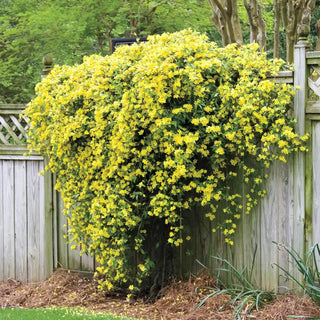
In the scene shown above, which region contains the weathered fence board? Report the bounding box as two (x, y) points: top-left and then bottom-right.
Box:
(15, 160), (27, 281)
(27, 161), (42, 281)
(278, 158), (295, 290)
(260, 162), (279, 290)
(55, 192), (68, 269)
(54, 192), (95, 272)
(0, 160), (3, 280)
(313, 121), (320, 246)
(3, 161), (15, 280)
(0, 158), (51, 282)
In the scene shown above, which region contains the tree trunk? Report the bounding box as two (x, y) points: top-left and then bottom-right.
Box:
(257, 14), (266, 51)
(225, 0), (237, 43)
(316, 20), (320, 51)
(244, 0), (267, 51)
(230, 0), (243, 44)
(96, 28), (105, 54)
(210, 4), (230, 45)
(286, 36), (295, 64)
(106, 27), (113, 55)
(280, 0), (315, 64)
(273, 0), (281, 59)
(207, 0), (243, 45)
(244, 0), (258, 43)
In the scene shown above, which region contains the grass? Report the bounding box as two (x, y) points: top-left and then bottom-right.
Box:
(0, 307), (141, 320)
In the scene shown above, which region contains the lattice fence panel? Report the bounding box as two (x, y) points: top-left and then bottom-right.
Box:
(0, 114), (29, 145)
(308, 65), (320, 101)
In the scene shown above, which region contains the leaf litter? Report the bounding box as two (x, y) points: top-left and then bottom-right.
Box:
(1, 269), (320, 319)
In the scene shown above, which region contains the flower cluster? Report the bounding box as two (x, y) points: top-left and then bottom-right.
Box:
(25, 30), (307, 290)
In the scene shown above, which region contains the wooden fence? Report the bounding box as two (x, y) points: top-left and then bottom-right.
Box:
(0, 39), (319, 290)
(0, 105), (94, 283)
(53, 190), (96, 273)
(0, 105), (52, 282)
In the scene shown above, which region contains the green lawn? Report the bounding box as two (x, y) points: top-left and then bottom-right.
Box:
(0, 308), (142, 320)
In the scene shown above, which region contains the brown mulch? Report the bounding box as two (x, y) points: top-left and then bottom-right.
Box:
(1, 269), (320, 319)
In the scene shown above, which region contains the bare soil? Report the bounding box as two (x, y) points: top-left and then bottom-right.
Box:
(1, 269), (320, 319)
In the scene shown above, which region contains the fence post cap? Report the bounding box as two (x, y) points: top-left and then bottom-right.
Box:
(42, 54), (53, 66)
(297, 24), (310, 46)
(42, 54), (53, 79)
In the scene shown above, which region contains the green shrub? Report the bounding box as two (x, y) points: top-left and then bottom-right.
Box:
(25, 30), (307, 292)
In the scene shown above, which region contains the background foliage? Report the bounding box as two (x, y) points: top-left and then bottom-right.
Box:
(1, 0), (320, 103)
(0, 0), (212, 103)
(26, 30), (307, 294)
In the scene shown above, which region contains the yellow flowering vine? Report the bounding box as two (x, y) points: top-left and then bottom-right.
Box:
(25, 30), (307, 291)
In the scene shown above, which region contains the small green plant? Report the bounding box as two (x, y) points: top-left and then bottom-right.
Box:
(195, 253), (274, 319)
(273, 242), (320, 305)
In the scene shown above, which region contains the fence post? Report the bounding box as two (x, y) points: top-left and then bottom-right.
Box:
(40, 54), (54, 278)
(42, 54), (53, 80)
(292, 26), (309, 281)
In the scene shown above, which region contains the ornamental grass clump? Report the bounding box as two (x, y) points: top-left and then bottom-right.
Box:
(196, 254), (275, 319)
(274, 242), (320, 305)
(25, 30), (307, 292)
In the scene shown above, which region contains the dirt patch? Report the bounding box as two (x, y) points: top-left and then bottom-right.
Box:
(1, 270), (320, 319)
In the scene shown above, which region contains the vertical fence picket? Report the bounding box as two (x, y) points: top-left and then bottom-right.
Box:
(312, 122), (320, 246)
(14, 160), (27, 281)
(40, 160), (53, 280)
(277, 157), (294, 291)
(67, 223), (82, 271)
(259, 162), (279, 291)
(57, 194), (68, 269)
(0, 160), (4, 281)
(27, 160), (41, 282)
(3, 160), (15, 279)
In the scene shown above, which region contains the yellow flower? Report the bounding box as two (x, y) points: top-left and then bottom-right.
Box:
(138, 264), (146, 272)
(216, 147), (224, 155)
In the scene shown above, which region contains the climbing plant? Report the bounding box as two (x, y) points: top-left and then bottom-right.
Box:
(25, 30), (307, 293)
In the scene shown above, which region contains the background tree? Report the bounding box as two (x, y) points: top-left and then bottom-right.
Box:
(0, 0), (95, 102)
(280, 0), (316, 63)
(207, 0), (270, 50)
(273, 0), (281, 58)
(207, 0), (244, 45)
(207, 0), (318, 63)
(0, 0), (212, 103)
(244, 0), (266, 50)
